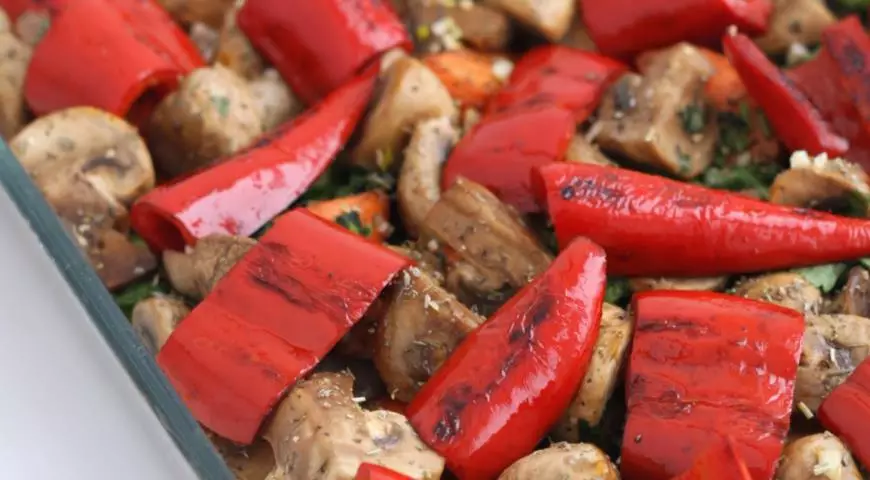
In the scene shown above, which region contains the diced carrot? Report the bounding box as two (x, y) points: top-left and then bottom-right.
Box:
(699, 48), (747, 112)
(423, 49), (504, 109)
(306, 191), (391, 242)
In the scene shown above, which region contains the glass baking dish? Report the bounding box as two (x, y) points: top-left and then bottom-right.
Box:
(0, 140), (233, 479)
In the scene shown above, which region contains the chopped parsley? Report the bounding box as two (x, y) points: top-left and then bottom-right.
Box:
(335, 210), (372, 237)
(700, 163), (782, 199)
(605, 278), (630, 305)
(679, 104), (706, 135)
(113, 278), (169, 319)
(792, 263), (849, 293)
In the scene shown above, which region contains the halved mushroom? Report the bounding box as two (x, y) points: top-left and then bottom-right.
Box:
(553, 303), (633, 442)
(397, 116), (457, 237)
(629, 276), (729, 293)
(444, 259), (512, 316)
(565, 134), (616, 167)
(754, 0), (836, 55)
(375, 266), (484, 402)
(797, 314), (870, 412)
(596, 43), (717, 179)
(831, 266), (870, 317)
(353, 56), (458, 171)
(264, 372), (444, 480)
(733, 272), (823, 315)
(163, 234), (256, 300)
(776, 432), (862, 480)
(249, 69), (302, 132)
(483, 0), (574, 42)
(404, 0), (512, 52)
(11, 107), (157, 288)
(770, 151), (870, 217)
(208, 434), (276, 480)
(498, 443), (619, 480)
(131, 295), (190, 355)
(189, 22), (221, 64)
(216, 6), (266, 80)
(156, 0), (235, 28)
(147, 65), (265, 177)
(390, 244), (446, 284)
(0, 29), (32, 139)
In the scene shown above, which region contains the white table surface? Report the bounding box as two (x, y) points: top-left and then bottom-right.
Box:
(0, 184), (198, 480)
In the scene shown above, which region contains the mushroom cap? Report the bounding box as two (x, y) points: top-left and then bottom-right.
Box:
(629, 276), (728, 293)
(483, 0), (574, 42)
(216, 5), (265, 80)
(770, 153), (870, 216)
(131, 295), (190, 355)
(163, 234), (256, 300)
(733, 272), (823, 315)
(832, 266), (870, 317)
(0, 32), (31, 140)
(498, 442), (619, 480)
(156, 0), (236, 29)
(248, 68), (302, 132)
(777, 432), (862, 480)
(0, 8), (10, 34)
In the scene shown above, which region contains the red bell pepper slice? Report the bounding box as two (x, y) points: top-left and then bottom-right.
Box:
(157, 209), (411, 443)
(535, 162), (870, 276)
(670, 436), (752, 480)
(237, 0), (411, 105)
(818, 357), (870, 469)
(441, 104), (575, 214)
(355, 464), (413, 480)
(580, 0), (773, 59)
(23, 0), (203, 118)
(130, 68), (377, 252)
(622, 291), (803, 480)
(407, 237), (606, 480)
(723, 30), (848, 157)
(486, 45), (627, 123)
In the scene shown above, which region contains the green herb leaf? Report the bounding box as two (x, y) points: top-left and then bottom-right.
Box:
(605, 278), (630, 305)
(716, 111), (752, 156)
(113, 279), (168, 318)
(792, 263), (849, 293)
(679, 104), (706, 135)
(335, 210), (372, 237)
(836, 0), (870, 10)
(701, 163), (782, 199)
(859, 258), (870, 269)
(675, 146), (693, 175)
(210, 95), (231, 118)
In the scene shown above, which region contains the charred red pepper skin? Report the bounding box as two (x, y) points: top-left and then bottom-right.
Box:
(355, 464), (413, 480)
(131, 68), (377, 252)
(237, 0), (410, 104)
(535, 162), (870, 277)
(441, 105), (574, 213)
(486, 45), (627, 123)
(818, 358), (870, 469)
(623, 292), (803, 480)
(407, 237), (606, 480)
(671, 436), (752, 480)
(157, 209), (411, 444)
(23, 0), (202, 118)
(580, 0), (772, 59)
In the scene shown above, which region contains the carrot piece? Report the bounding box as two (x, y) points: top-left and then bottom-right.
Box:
(306, 191), (391, 242)
(699, 48), (747, 111)
(423, 49), (504, 109)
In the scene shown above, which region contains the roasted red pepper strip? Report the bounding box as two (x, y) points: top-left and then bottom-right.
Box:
(407, 237), (605, 480)
(818, 357), (870, 469)
(623, 291), (803, 480)
(580, 0), (772, 59)
(723, 30), (848, 157)
(355, 463), (413, 480)
(441, 105), (574, 213)
(23, 0), (202, 118)
(535, 163), (870, 276)
(237, 0), (410, 105)
(131, 68), (377, 252)
(671, 436), (752, 480)
(486, 45), (627, 122)
(157, 209), (411, 443)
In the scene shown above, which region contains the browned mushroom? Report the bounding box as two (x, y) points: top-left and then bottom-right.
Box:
(629, 276), (729, 293)
(249, 68), (302, 132)
(776, 432), (862, 480)
(483, 0), (574, 42)
(770, 151), (870, 217)
(754, 0), (836, 55)
(131, 296), (190, 355)
(831, 266), (870, 317)
(560, 14), (597, 51)
(444, 259), (513, 316)
(209, 435), (276, 480)
(0, 24), (31, 139)
(156, 0), (235, 29)
(403, 0), (512, 52)
(188, 22), (221, 64)
(733, 272), (823, 315)
(162, 234), (256, 300)
(565, 134), (616, 167)
(498, 443), (619, 480)
(216, 6), (266, 81)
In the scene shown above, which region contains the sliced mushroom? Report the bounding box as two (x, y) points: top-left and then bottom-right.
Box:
(405, 0), (512, 52)
(375, 266), (484, 402)
(264, 372), (445, 480)
(163, 234), (256, 300)
(216, 6), (266, 81)
(0, 7), (9, 33)
(755, 0), (836, 55)
(397, 116), (457, 237)
(553, 303), (633, 442)
(797, 314), (870, 412)
(389, 244), (446, 284)
(733, 272), (823, 315)
(156, 0), (235, 28)
(353, 56), (458, 171)
(776, 432), (862, 480)
(208, 434), (276, 480)
(0, 30), (31, 139)
(596, 43), (717, 179)
(629, 276), (729, 293)
(444, 259), (512, 316)
(770, 151), (870, 217)
(248, 69), (302, 132)
(147, 65), (265, 177)
(483, 0), (574, 42)
(189, 22), (220, 64)
(131, 295), (190, 355)
(831, 266), (870, 317)
(565, 134), (616, 167)
(498, 443), (619, 480)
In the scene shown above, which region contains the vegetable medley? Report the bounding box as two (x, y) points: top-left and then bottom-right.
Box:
(6, 0), (870, 478)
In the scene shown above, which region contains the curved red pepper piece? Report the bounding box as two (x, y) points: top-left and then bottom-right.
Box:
(723, 30), (848, 157)
(441, 105), (575, 213)
(671, 436), (752, 480)
(818, 358), (870, 469)
(622, 291), (803, 480)
(23, 0), (203, 118)
(355, 463), (413, 480)
(486, 46), (627, 122)
(131, 68), (377, 252)
(157, 209), (411, 444)
(535, 163), (870, 276)
(237, 0), (410, 105)
(580, 0), (773, 59)
(407, 237), (606, 480)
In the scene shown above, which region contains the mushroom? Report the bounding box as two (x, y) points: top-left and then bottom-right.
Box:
(375, 266), (484, 402)
(733, 272), (823, 315)
(397, 116), (457, 237)
(0, 27), (32, 139)
(629, 276), (729, 293)
(353, 56), (458, 171)
(770, 151), (870, 217)
(754, 0), (836, 55)
(483, 0), (574, 42)
(216, 6), (266, 80)
(444, 259), (513, 316)
(148, 65), (265, 177)
(831, 266), (870, 317)
(0, 7), (9, 33)
(189, 22), (221, 64)
(596, 43), (717, 179)
(131, 295), (190, 355)
(776, 432), (862, 480)
(11, 107), (157, 289)
(263, 372), (445, 480)
(404, 0), (512, 52)
(552, 303), (633, 442)
(163, 234), (257, 300)
(248, 69), (302, 132)
(565, 134), (616, 167)
(498, 443), (619, 480)
(13, 8), (49, 47)
(796, 314), (870, 412)
(156, 0), (235, 29)
(561, 16), (597, 51)
(208, 434), (276, 480)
